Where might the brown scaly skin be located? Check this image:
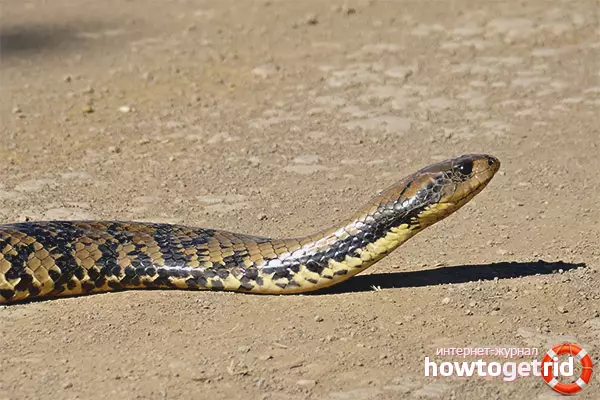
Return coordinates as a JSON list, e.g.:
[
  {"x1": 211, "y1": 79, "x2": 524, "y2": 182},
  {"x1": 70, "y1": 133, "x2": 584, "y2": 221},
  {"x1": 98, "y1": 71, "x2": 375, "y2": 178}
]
[{"x1": 0, "y1": 154, "x2": 500, "y2": 304}]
